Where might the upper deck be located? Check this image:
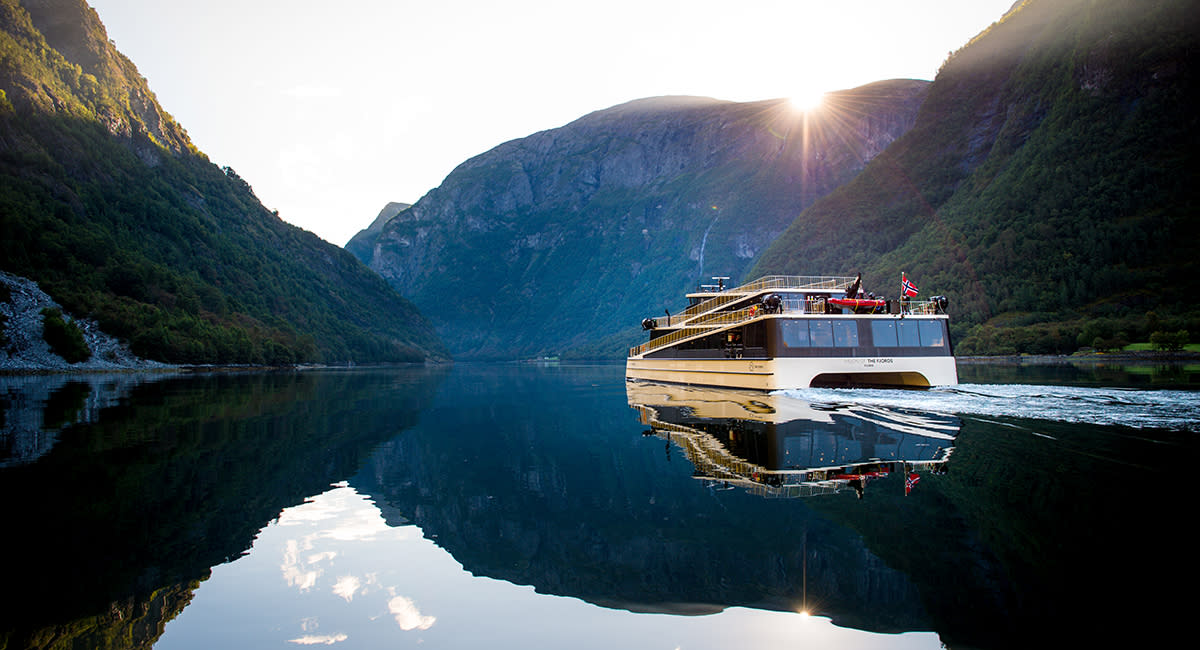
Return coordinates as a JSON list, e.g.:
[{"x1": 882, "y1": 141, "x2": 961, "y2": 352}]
[
  {"x1": 631, "y1": 274, "x2": 947, "y2": 358},
  {"x1": 677, "y1": 275, "x2": 856, "y2": 322}
]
